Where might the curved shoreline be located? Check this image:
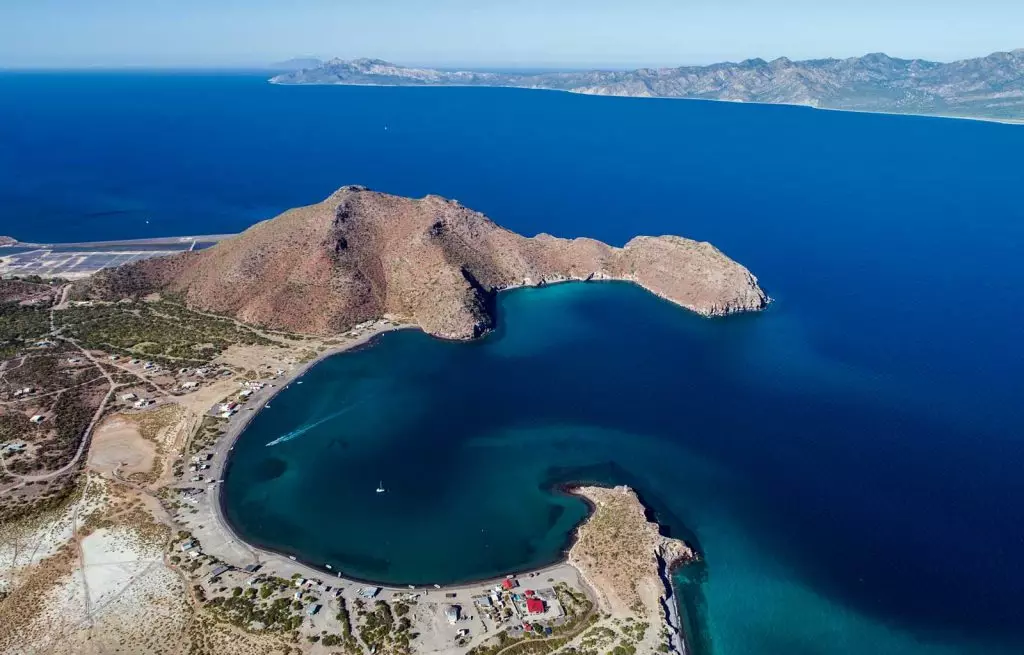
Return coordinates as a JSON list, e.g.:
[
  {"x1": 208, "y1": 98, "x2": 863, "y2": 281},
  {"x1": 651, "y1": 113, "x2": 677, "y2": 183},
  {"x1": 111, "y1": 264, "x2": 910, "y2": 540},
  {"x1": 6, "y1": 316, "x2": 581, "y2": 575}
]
[
  {"x1": 201, "y1": 303, "x2": 702, "y2": 652},
  {"x1": 206, "y1": 320, "x2": 580, "y2": 591},
  {"x1": 209, "y1": 277, "x2": 759, "y2": 589},
  {"x1": 210, "y1": 308, "x2": 703, "y2": 588},
  {"x1": 269, "y1": 79, "x2": 1024, "y2": 126}
]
